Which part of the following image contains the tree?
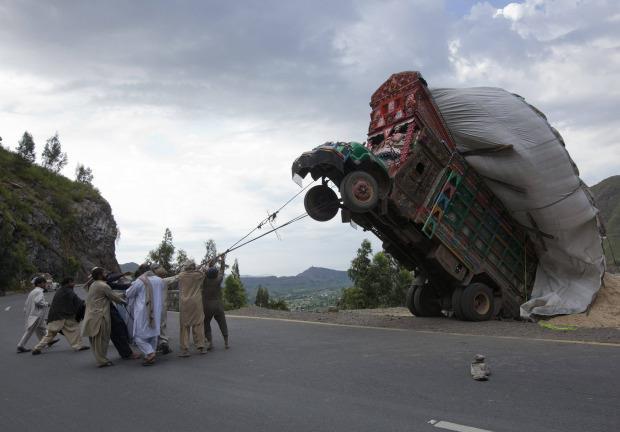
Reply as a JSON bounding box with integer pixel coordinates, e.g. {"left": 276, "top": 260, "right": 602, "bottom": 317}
{"left": 16, "top": 132, "right": 36, "bottom": 163}
{"left": 231, "top": 258, "right": 241, "bottom": 279}
{"left": 340, "top": 239, "right": 412, "bottom": 309}
{"left": 347, "top": 239, "right": 372, "bottom": 286}
{"left": 0, "top": 136, "right": 3, "bottom": 148}
{"left": 147, "top": 228, "right": 175, "bottom": 273}
{"left": 339, "top": 286, "right": 366, "bottom": 309}
{"left": 75, "top": 163, "right": 94, "bottom": 184}
{"left": 41, "top": 133, "right": 68, "bottom": 173}
{"left": 201, "top": 239, "right": 217, "bottom": 267}
{"left": 255, "top": 285, "right": 270, "bottom": 307}
{"left": 173, "top": 249, "right": 189, "bottom": 274}
{"left": 223, "top": 274, "right": 247, "bottom": 310}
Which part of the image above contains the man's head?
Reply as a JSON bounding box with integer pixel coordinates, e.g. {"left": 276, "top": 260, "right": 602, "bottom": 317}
{"left": 91, "top": 267, "right": 106, "bottom": 281}
{"left": 206, "top": 267, "right": 219, "bottom": 279}
{"left": 183, "top": 260, "right": 196, "bottom": 271}
{"left": 33, "top": 276, "right": 47, "bottom": 288}
{"left": 151, "top": 263, "right": 166, "bottom": 277}
{"left": 134, "top": 263, "right": 150, "bottom": 278}
{"left": 61, "top": 277, "right": 75, "bottom": 288}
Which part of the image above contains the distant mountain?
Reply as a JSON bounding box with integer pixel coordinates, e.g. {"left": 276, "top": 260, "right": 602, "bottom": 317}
{"left": 592, "top": 175, "right": 620, "bottom": 272}
{"left": 120, "top": 262, "right": 139, "bottom": 273}
{"left": 241, "top": 266, "right": 352, "bottom": 300}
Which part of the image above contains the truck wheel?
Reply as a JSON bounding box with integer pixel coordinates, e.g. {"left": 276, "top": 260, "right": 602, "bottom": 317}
{"left": 405, "top": 285, "right": 420, "bottom": 316}
{"left": 304, "top": 185, "right": 340, "bottom": 222}
{"left": 340, "top": 171, "right": 379, "bottom": 213}
{"left": 413, "top": 284, "right": 442, "bottom": 317}
{"left": 451, "top": 287, "right": 465, "bottom": 320}
{"left": 461, "top": 283, "right": 494, "bottom": 321}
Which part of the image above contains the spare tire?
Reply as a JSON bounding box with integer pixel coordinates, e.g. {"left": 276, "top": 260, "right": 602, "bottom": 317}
{"left": 340, "top": 171, "right": 379, "bottom": 213}
{"left": 304, "top": 185, "right": 340, "bottom": 222}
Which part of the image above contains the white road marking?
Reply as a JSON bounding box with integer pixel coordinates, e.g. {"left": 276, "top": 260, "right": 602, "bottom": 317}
{"left": 428, "top": 419, "right": 493, "bottom": 432}
{"left": 4, "top": 306, "right": 11, "bottom": 311}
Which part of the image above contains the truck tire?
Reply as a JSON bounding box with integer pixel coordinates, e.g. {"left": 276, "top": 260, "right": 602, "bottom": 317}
{"left": 304, "top": 185, "right": 340, "bottom": 222}
{"left": 461, "top": 283, "right": 494, "bottom": 321}
{"left": 405, "top": 285, "right": 420, "bottom": 316}
{"left": 451, "top": 287, "right": 465, "bottom": 320}
{"left": 413, "top": 284, "right": 442, "bottom": 317}
{"left": 340, "top": 171, "right": 379, "bottom": 213}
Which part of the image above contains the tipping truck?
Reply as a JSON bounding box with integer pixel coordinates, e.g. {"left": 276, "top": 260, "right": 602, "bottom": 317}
{"left": 291, "top": 71, "right": 538, "bottom": 321}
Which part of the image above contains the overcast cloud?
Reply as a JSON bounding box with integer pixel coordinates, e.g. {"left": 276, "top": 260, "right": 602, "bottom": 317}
{"left": 0, "top": 0, "right": 618, "bottom": 275}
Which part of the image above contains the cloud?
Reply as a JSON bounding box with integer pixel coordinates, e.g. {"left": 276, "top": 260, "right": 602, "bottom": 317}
{"left": 0, "top": 0, "right": 618, "bottom": 275}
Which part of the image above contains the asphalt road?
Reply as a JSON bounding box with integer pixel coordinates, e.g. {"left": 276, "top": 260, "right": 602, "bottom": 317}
{"left": 1, "top": 291, "right": 619, "bottom": 432}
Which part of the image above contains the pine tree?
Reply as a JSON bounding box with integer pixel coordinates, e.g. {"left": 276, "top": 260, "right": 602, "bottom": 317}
{"left": 41, "top": 133, "right": 68, "bottom": 173}
{"left": 232, "top": 258, "right": 241, "bottom": 279}
{"left": 224, "top": 274, "right": 247, "bottom": 310}
{"left": 255, "top": 285, "right": 270, "bottom": 307}
{"left": 201, "top": 239, "right": 217, "bottom": 267}
{"left": 75, "top": 163, "right": 94, "bottom": 184}
{"left": 16, "top": 132, "right": 36, "bottom": 163}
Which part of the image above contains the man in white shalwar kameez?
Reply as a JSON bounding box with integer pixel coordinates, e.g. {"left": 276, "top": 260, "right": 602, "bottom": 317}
{"left": 126, "top": 264, "right": 165, "bottom": 366}
{"left": 16, "top": 277, "right": 52, "bottom": 353}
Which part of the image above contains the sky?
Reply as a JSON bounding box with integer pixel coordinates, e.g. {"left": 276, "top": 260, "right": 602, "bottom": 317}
{"left": 0, "top": 0, "right": 618, "bottom": 276}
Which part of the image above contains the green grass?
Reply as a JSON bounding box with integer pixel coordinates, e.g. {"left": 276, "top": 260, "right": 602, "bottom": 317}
{"left": 0, "top": 147, "right": 106, "bottom": 292}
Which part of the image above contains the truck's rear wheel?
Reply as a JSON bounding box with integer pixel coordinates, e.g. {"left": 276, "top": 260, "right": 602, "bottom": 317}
{"left": 461, "top": 283, "right": 494, "bottom": 321}
{"left": 340, "top": 171, "right": 379, "bottom": 213}
{"left": 451, "top": 287, "right": 465, "bottom": 320}
{"left": 413, "top": 284, "right": 442, "bottom": 317}
{"left": 304, "top": 185, "right": 340, "bottom": 222}
{"left": 405, "top": 285, "right": 420, "bottom": 316}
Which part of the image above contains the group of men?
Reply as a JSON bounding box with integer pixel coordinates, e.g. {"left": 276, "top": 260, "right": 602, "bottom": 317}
{"left": 15, "top": 254, "right": 230, "bottom": 368}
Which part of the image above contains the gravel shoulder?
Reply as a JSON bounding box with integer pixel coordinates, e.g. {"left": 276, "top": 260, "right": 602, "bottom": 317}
{"left": 229, "top": 305, "right": 620, "bottom": 344}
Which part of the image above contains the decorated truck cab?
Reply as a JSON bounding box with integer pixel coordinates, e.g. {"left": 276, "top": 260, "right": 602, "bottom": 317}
{"left": 291, "top": 71, "right": 538, "bottom": 321}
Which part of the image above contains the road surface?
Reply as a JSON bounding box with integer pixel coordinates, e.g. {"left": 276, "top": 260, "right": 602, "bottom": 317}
{"left": 1, "top": 291, "right": 619, "bottom": 432}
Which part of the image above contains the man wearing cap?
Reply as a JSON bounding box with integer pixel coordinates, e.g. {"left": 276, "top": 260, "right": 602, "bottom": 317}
{"left": 126, "top": 263, "right": 165, "bottom": 365}
{"left": 82, "top": 267, "right": 126, "bottom": 368}
{"left": 202, "top": 254, "right": 229, "bottom": 350}
{"left": 16, "top": 276, "right": 53, "bottom": 353}
{"left": 177, "top": 260, "right": 207, "bottom": 357}
{"left": 31, "top": 277, "right": 90, "bottom": 355}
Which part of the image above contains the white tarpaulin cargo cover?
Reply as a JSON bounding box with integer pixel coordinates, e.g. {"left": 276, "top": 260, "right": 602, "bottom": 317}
{"left": 430, "top": 87, "right": 605, "bottom": 317}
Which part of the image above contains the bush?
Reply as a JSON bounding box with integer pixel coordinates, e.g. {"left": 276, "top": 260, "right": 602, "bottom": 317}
{"left": 267, "top": 298, "right": 289, "bottom": 311}
{"left": 223, "top": 274, "right": 247, "bottom": 310}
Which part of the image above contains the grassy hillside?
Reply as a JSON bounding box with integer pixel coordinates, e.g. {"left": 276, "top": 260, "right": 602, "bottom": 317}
{"left": 0, "top": 147, "right": 118, "bottom": 291}
{"left": 591, "top": 175, "right": 620, "bottom": 272}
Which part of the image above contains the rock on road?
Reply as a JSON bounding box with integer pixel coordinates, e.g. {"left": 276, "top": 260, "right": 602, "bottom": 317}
{"left": 0, "top": 292, "right": 619, "bottom": 432}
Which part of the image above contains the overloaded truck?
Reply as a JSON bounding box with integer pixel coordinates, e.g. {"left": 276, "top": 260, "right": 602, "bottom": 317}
{"left": 291, "top": 71, "right": 538, "bottom": 321}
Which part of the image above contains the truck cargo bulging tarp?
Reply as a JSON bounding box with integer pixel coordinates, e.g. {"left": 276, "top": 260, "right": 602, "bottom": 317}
{"left": 430, "top": 87, "right": 606, "bottom": 317}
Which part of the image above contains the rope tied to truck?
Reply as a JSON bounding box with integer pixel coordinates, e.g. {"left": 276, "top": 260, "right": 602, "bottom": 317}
{"left": 214, "top": 179, "right": 331, "bottom": 259}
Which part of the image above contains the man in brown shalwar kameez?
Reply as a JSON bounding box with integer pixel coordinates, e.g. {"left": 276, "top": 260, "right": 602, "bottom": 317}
{"left": 177, "top": 260, "right": 207, "bottom": 357}
{"left": 82, "top": 267, "right": 126, "bottom": 368}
